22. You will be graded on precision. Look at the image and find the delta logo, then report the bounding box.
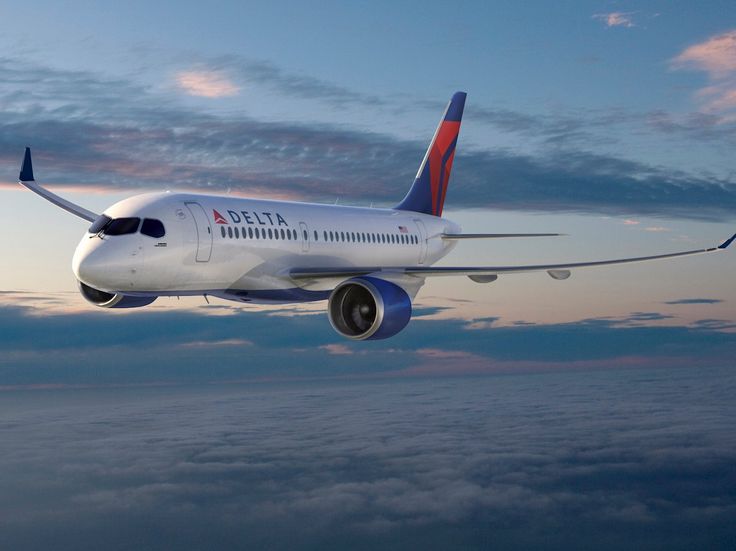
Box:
[213,209,228,224]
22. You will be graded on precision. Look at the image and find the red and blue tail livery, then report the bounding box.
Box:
[396,91,466,217]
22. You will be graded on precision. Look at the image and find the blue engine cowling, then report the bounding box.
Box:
[78,281,157,309]
[328,277,412,340]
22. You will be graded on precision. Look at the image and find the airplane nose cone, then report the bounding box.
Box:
[73,234,144,290]
[72,242,109,287]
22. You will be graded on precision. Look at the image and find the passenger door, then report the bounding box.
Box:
[185,202,212,262]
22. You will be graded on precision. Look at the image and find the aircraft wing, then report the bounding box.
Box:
[290,234,735,281]
[18,147,98,223]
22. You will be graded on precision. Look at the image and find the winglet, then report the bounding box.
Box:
[718,233,736,250]
[19,147,34,182]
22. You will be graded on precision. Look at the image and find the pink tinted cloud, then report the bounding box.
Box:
[673,30,736,77]
[176,70,239,98]
[319,344,353,355]
[593,12,636,28]
[672,30,736,115]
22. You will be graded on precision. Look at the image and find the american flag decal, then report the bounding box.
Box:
[399,225,408,233]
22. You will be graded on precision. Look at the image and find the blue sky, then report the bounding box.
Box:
[0,0,735,381]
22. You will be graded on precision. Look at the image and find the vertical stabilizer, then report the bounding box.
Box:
[395,91,466,217]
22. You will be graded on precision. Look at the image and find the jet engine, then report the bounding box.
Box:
[77,281,157,308]
[328,277,412,340]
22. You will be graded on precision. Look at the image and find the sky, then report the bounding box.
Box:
[0,1,735,548]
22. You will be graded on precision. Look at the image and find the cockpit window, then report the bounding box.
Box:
[104,217,141,235]
[141,218,166,238]
[89,215,112,234]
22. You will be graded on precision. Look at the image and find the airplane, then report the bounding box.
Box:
[17,92,735,340]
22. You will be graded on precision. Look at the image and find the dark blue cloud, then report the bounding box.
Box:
[1,57,735,219]
[664,298,724,305]
[0,300,734,387]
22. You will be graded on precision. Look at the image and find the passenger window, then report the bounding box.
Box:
[221,226,226,238]
[268,228,273,239]
[234,227,240,239]
[248,228,253,239]
[228,227,233,238]
[105,217,140,235]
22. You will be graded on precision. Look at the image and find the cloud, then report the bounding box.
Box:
[673,31,736,77]
[319,343,354,355]
[175,70,239,97]
[672,30,736,117]
[0,300,734,387]
[593,12,636,28]
[205,55,385,107]
[664,298,723,305]
[0,366,734,549]
[180,338,253,348]
[1,57,735,218]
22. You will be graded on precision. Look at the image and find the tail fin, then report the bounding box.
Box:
[395,91,466,217]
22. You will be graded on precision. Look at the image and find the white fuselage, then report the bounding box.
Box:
[72,192,460,303]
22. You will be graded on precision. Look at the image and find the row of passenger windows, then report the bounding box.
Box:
[88,215,166,238]
[220,225,419,245]
[221,226,300,241]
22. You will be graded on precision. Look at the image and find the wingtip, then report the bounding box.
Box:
[717,233,736,250]
[19,146,34,182]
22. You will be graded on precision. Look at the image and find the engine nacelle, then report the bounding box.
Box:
[328,277,412,340]
[78,281,157,309]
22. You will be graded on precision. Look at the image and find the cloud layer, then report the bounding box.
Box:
[0,297,734,387]
[1,366,734,550]
[1,56,735,218]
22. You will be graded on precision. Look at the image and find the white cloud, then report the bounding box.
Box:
[175,70,239,98]
[592,12,636,28]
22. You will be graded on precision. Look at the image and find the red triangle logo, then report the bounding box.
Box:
[213,209,228,224]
